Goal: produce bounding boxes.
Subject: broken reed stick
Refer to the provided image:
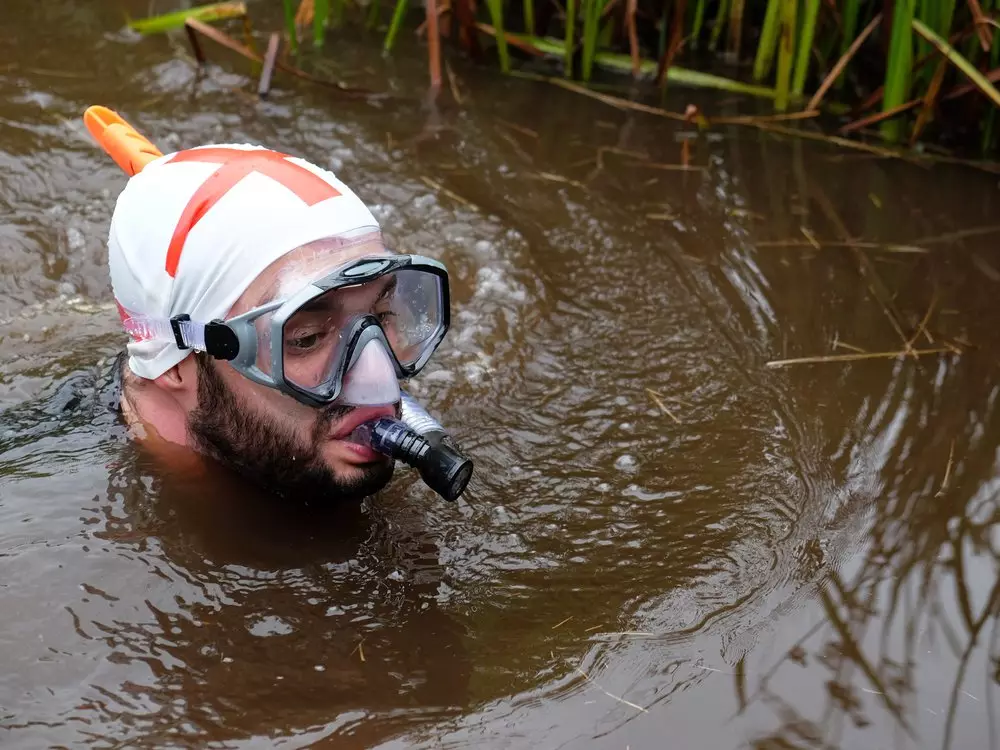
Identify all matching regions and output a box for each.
[574,666,649,713]
[258,32,281,97]
[184,17,378,97]
[807,13,882,111]
[765,347,954,368]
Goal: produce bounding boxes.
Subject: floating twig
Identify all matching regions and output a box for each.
[575,666,649,713]
[756,239,928,253]
[552,616,574,630]
[646,388,681,424]
[420,176,475,208]
[765,347,954,368]
[936,440,956,498]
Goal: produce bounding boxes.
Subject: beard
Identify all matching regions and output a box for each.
[187,355,395,504]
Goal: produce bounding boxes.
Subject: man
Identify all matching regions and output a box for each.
[103,137,452,503]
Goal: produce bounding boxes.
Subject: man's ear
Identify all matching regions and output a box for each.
[151,355,201,410]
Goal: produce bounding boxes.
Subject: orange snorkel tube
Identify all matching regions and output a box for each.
[83,106,163,176]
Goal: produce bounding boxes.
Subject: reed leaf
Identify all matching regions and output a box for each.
[524,0,536,36]
[913,18,1000,107]
[507,33,779,97]
[775,0,797,111]
[752,0,781,82]
[384,0,408,51]
[486,0,512,72]
[129,1,247,34]
[792,0,819,96]
[882,0,916,142]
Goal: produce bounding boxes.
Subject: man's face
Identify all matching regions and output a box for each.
[185,233,400,503]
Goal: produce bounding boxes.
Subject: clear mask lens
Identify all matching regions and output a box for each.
[278,267,445,401]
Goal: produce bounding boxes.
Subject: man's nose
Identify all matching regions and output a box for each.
[339,338,400,406]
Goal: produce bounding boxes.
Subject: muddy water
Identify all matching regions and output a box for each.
[4,2,1000,748]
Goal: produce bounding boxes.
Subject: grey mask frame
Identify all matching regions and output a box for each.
[201,253,451,409]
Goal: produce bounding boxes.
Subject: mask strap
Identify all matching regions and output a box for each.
[118,307,239,360]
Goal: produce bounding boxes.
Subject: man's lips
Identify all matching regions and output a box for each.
[328,405,399,440]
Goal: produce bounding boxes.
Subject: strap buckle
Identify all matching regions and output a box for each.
[170,314,191,350]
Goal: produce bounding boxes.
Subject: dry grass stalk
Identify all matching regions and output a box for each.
[646,388,681,423]
[807,13,882,112]
[574,666,649,713]
[420,176,476,207]
[765,347,954,368]
[552,616,574,630]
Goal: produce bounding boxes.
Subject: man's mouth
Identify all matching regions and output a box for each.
[328,404,399,441]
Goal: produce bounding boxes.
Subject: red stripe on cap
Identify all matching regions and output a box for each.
[164,148,341,277]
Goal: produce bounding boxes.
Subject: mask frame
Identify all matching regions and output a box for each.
[185,253,451,408]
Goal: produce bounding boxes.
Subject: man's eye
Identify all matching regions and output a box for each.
[375,309,397,325]
[286,331,323,351]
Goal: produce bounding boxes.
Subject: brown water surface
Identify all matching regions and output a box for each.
[4,2,1000,748]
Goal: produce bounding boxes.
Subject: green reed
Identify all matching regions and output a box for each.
[286,0,1000,156]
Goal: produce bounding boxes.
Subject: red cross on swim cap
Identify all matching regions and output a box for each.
[107,143,379,380]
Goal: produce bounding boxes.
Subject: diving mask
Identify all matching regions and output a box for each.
[123,253,451,408]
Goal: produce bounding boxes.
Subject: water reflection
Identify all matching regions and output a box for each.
[4,0,1000,748]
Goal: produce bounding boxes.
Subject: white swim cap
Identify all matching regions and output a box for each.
[106,143,379,380]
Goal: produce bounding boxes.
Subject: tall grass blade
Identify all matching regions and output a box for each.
[913,18,1000,107]
[690,0,708,50]
[524,0,536,36]
[565,0,577,77]
[313,0,328,46]
[882,0,916,142]
[710,0,731,52]
[486,0,512,72]
[775,0,797,111]
[792,0,819,96]
[130,1,247,34]
[582,0,607,81]
[752,0,782,82]
[282,0,299,53]
[384,0,409,51]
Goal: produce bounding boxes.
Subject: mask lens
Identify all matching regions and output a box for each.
[279,265,445,397]
[388,268,444,366]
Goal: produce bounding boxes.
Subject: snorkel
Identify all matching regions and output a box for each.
[84,105,474,502]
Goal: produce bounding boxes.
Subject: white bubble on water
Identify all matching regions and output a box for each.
[66,227,85,251]
[620,422,634,432]
[615,454,638,473]
[613,396,629,407]
[596,482,611,492]
[474,239,494,255]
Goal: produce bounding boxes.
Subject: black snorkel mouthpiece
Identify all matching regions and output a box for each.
[361,419,473,502]
[352,392,473,502]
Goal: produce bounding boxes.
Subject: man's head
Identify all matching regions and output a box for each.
[106,143,448,503]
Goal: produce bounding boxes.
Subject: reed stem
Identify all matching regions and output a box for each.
[792,0,819,96]
[752,0,781,82]
[775,0,797,111]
